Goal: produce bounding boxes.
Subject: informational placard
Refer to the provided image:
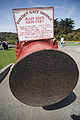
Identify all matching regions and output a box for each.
[13,7,54,42]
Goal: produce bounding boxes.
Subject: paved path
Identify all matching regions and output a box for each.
[0,46,80,120]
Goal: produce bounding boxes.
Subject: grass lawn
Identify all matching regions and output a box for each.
[0,48,16,70]
[58,41,80,46]
[65,42,80,46]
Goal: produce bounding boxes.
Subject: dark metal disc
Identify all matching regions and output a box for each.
[9,50,79,106]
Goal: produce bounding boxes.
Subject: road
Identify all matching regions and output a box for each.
[0,46,80,120]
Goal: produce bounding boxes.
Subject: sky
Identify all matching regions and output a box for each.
[0,0,80,32]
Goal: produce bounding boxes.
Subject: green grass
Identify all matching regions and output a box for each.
[58,42,80,46]
[0,48,16,70]
[65,42,80,46]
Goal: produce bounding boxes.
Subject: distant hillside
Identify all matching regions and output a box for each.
[0,28,80,45]
[59,28,80,41]
[0,32,18,44]
[73,28,80,32]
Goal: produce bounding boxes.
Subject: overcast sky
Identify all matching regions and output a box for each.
[0,0,80,32]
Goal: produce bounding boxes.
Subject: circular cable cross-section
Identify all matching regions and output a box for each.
[9,50,79,107]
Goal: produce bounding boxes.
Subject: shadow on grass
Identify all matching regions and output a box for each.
[43,92,76,111]
[5,48,15,51]
[0,49,12,51]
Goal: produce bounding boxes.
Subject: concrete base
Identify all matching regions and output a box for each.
[0,63,13,83]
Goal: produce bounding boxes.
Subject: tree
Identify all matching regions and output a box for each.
[54,18,75,37]
[54,18,59,28]
[54,18,60,36]
[59,18,75,34]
